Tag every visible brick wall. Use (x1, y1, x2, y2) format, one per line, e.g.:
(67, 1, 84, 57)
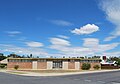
(80, 62, 83, 70)
(7, 62, 32, 70)
(68, 62, 75, 69)
(37, 62, 47, 69)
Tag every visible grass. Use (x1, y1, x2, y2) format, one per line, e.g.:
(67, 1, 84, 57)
(0, 68, 7, 70)
(18, 69, 107, 73)
(9, 71, 27, 74)
(19, 70, 81, 73)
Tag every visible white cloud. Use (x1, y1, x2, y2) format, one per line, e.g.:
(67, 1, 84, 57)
(17, 37, 27, 41)
(57, 35, 69, 39)
(83, 38, 99, 47)
(83, 38, 119, 52)
(97, 43, 119, 52)
(104, 36, 116, 41)
(50, 20, 73, 26)
(71, 24, 99, 35)
(6, 31, 21, 36)
(100, 0, 120, 41)
(49, 38, 71, 46)
(0, 44, 48, 56)
(0, 37, 119, 57)
(49, 45, 93, 57)
(104, 52, 120, 57)
(25, 41, 44, 47)
(49, 37, 119, 57)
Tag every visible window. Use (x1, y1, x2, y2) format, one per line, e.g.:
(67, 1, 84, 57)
(89, 60, 92, 63)
(68, 59, 75, 62)
(80, 60, 83, 63)
(80, 60, 89, 63)
(8, 59, 32, 62)
(8, 59, 13, 62)
(38, 59, 46, 62)
(21, 59, 30, 62)
(70, 59, 75, 62)
(52, 61, 62, 69)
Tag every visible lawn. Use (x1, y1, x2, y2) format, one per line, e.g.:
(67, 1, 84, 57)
(19, 70, 81, 73)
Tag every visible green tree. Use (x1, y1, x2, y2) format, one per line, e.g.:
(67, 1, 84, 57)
(0, 53, 7, 61)
(30, 54, 33, 58)
(110, 57, 120, 65)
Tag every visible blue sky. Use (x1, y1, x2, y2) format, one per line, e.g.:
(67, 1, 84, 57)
(0, 0, 120, 57)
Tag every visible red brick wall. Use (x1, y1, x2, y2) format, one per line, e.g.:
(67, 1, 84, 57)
(80, 62, 83, 70)
(68, 62, 75, 69)
(7, 62, 32, 70)
(37, 62, 47, 69)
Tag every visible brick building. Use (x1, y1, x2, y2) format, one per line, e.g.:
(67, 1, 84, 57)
(7, 58, 101, 70)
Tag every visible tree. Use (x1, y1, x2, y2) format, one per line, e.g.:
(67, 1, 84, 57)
(30, 54, 33, 58)
(116, 60, 120, 65)
(7, 53, 21, 58)
(22, 55, 25, 58)
(92, 56, 100, 58)
(0, 53, 4, 56)
(0, 53, 6, 61)
(110, 57, 120, 65)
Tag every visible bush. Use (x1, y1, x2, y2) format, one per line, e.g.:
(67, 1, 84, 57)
(0, 64, 5, 69)
(93, 65, 100, 70)
(14, 65, 19, 70)
(116, 60, 120, 65)
(0, 64, 6, 69)
(82, 63, 91, 70)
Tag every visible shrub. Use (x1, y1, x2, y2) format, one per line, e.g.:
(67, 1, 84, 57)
(0, 64, 5, 69)
(93, 65, 100, 70)
(82, 63, 91, 70)
(0, 64, 7, 69)
(14, 65, 19, 70)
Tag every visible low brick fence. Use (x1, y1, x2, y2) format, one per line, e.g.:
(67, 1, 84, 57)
(101, 66, 119, 69)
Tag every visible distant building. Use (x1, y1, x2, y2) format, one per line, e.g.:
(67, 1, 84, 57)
(100, 56, 116, 65)
(7, 58, 101, 70)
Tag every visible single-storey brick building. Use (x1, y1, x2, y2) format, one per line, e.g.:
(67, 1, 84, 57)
(7, 58, 101, 70)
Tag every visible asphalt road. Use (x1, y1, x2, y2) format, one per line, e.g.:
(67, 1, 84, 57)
(0, 71, 120, 84)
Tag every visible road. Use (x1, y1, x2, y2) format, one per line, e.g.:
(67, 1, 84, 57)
(0, 71, 120, 84)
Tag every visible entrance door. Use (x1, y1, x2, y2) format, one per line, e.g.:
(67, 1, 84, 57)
(52, 61, 62, 69)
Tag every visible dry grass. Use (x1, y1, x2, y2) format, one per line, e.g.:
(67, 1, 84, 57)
(19, 70, 81, 73)
(10, 72, 27, 74)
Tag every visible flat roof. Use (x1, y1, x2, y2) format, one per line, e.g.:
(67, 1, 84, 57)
(8, 58, 101, 60)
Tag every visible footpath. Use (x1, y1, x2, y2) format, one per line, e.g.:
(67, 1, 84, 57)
(0, 69, 120, 77)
